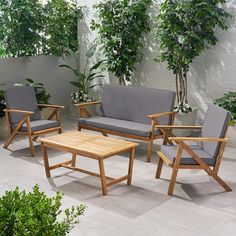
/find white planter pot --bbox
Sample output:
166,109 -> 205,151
226,126 -> 236,147
0,117 -> 8,140
173,109 -> 198,137
69,102 -> 97,120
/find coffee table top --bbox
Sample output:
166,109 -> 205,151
39,131 -> 138,158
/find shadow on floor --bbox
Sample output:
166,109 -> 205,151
50,176 -> 171,219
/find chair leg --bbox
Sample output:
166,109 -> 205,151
3,133 -> 17,149
168,167 -> 179,195
28,135 -> 35,157
78,125 -> 81,131
203,168 -> 232,192
156,158 -> 163,178
147,138 -> 154,162
58,127 -> 62,134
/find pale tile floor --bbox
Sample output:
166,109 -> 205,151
0,119 -> 236,236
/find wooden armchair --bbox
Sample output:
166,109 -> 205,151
3,86 -> 64,156
155,104 -> 232,195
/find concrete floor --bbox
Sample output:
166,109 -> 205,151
0,119 -> 236,236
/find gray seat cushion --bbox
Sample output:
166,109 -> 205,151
161,144 -> 216,165
13,120 -> 59,132
78,116 -> 161,138
4,86 -> 41,124
101,85 -> 176,125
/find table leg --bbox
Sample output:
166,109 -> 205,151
41,143 -> 51,178
71,153 -> 77,167
127,147 -> 135,185
98,158 -> 107,195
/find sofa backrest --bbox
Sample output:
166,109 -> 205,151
101,85 -> 176,125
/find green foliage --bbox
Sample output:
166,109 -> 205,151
0,0 -> 44,57
91,0 -> 151,85
0,184 -> 86,236
0,0 -> 83,57
43,0 -> 82,56
214,92 -> 236,125
154,0 -> 231,112
59,46 -> 104,103
0,84 -> 6,117
14,78 -> 51,104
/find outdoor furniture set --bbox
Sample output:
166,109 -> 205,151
2,85 -> 232,195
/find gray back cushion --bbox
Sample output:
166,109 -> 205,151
101,85 -> 176,125
4,86 -> 41,124
199,104 -> 231,157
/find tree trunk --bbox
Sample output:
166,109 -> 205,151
119,75 -> 126,85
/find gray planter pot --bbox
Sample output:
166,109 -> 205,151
227,125 -> 236,147
173,108 -> 198,137
0,117 -> 8,140
69,102 -> 97,120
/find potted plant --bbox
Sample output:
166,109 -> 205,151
91,0 -> 151,85
0,83 -> 7,139
59,46 -> 104,119
154,0 -> 230,135
214,92 -> 236,147
14,78 -> 51,119
0,184 -> 86,235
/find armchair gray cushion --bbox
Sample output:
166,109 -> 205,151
78,116 -> 161,138
198,104 -> 231,157
4,86 -> 41,124
100,85 -> 176,125
161,144 -> 215,165
13,120 -> 59,132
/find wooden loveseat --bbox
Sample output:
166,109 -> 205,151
77,85 -> 176,162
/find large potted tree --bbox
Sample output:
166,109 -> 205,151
91,0 -> 151,85
154,0 -> 230,134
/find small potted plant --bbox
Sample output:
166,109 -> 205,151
0,184 -> 86,235
214,92 -> 236,147
59,45 -> 104,119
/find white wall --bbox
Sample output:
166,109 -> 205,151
0,55 -> 77,115
79,0 -> 236,122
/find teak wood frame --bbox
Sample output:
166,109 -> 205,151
3,104 -> 64,156
40,140 -> 136,196
155,125 -> 232,195
76,101 -> 176,162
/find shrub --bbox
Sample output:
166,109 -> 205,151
0,185 -> 86,236
214,92 -> 236,125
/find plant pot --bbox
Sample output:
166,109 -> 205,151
69,102 -> 97,120
40,107 -> 53,120
0,116 -> 8,140
226,125 -> 236,147
173,108 -> 198,137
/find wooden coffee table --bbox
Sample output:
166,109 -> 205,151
39,131 -> 138,195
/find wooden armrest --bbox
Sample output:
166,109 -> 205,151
155,125 -> 202,129
148,111 -> 176,119
169,137 -> 228,142
74,101 -> 102,107
38,104 -> 65,109
4,108 -> 34,115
